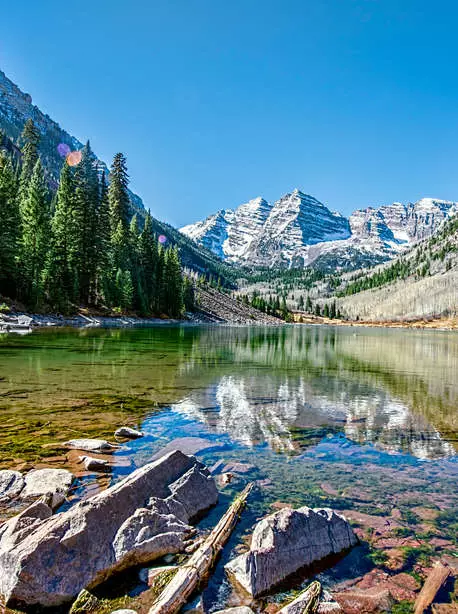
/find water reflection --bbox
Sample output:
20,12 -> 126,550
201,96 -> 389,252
171,326 -> 458,459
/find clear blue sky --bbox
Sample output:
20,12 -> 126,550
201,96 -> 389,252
2,1 -> 458,226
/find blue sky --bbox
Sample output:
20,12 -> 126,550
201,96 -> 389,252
2,1 -> 458,226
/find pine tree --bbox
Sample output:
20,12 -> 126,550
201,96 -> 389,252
164,246 -> 184,317
306,295 -> 313,312
19,159 -> 50,307
330,300 -> 337,319
0,153 -> 20,297
139,212 -> 158,313
45,161 -> 78,311
183,277 -> 195,311
96,170 -> 112,301
323,303 -> 330,318
73,142 -> 99,304
156,245 -> 166,314
314,303 -> 321,317
19,119 -> 40,198
109,153 -> 130,232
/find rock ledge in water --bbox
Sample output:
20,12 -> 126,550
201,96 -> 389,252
0,450 -> 217,607
21,468 -> 74,509
115,427 -> 143,439
64,438 -> 116,452
225,506 -> 357,597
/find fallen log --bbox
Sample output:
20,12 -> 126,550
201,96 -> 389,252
414,562 -> 451,614
149,482 -> 254,614
278,581 -> 322,614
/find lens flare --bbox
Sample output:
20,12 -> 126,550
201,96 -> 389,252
158,235 -> 167,244
66,150 -> 82,167
57,143 -> 71,158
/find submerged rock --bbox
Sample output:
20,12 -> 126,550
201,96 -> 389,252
78,455 -> 110,471
225,507 -> 357,597
213,608 -> 255,614
0,470 -> 24,501
0,450 -> 217,607
115,426 -> 143,439
64,438 -> 116,452
21,468 -> 74,509
69,589 -> 99,613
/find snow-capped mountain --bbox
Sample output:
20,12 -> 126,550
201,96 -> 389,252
180,191 -> 458,269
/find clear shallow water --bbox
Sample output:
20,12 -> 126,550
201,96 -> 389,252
0,324 -> 457,607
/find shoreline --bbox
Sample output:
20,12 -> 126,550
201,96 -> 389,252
293,313 -> 458,331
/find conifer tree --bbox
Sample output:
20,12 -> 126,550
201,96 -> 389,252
45,161 -> 78,310
0,153 -> 20,297
96,170 -> 111,299
73,142 -> 99,304
19,119 -> 40,196
156,245 -> 166,314
19,159 -> 50,307
109,153 -> 130,232
164,246 -> 184,317
139,212 -> 158,312
323,303 -> 330,318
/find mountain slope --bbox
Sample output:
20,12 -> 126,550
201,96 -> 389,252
181,189 -> 458,270
334,213 -> 458,320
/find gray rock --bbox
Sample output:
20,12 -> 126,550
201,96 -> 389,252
21,468 -> 74,509
0,450 -> 217,607
225,507 -> 357,597
110,610 -> 138,614
64,438 -> 116,452
0,469 -> 24,501
78,455 -> 110,471
115,426 -> 143,439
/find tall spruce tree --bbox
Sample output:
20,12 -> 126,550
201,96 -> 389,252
73,142 -> 99,304
19,159 -> 50,307
109,153 -> 130,232
45,161 -> 78,310
0,153 -> 20,298
96,170 -> 111,299
164,246 -> 184,317
139,212 -> 158,313
19,119 -> 40,195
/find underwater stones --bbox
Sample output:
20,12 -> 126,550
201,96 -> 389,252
151,437 -> 224,460
225,507 -> 357,597
110,610 -> 138,614
64,438 -> 116,453
0,469 -> 24,501
115,426 -> 144,439
333,588 -> 393,613
0,450 -> 217,607
21,468 -> 74,509
69,589 -> 99,613
78,455 -> 110,471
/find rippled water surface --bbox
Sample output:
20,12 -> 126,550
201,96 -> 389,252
0,324 -> 457,607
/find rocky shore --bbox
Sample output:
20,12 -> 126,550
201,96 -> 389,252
0,432 -> 456,614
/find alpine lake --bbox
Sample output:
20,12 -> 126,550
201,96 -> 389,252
0,324 -> 457,612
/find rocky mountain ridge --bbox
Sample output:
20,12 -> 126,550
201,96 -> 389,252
181,190 -> 457,270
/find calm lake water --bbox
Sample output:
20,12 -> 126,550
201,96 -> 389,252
0,324 -> 457,608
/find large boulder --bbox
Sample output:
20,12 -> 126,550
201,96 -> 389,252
225,507 -> 357,597
21,468 -> 74,509
0,450 -> 218,608
0,470 -> 24,501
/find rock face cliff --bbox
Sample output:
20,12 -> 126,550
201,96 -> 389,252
181,192 -> 457,269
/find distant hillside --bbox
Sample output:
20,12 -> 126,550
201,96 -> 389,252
334,213 -> 458,321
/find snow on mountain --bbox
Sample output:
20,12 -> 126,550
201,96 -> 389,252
180,191 -> 458,269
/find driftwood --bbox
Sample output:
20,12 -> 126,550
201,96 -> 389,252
278,581 -> 322,614
414,562 -> 451,614
149,482 -> 254,614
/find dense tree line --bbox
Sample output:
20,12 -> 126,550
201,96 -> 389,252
0,120 -> 188,316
